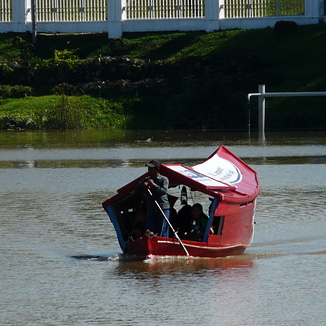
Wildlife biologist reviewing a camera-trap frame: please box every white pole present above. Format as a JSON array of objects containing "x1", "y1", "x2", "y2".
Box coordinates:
[
  {"x1": 258, "y1": 84, "x2": 266, "y2": 143},
  {"x1": 247, "y1": 85, "x2": 326, "y2": 142}
]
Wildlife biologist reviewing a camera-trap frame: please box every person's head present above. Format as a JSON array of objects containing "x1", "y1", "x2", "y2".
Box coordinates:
[
  {"x1": 180, "y1": 185, "x2": 188, "y2": 205},
  {"x1": 191, "y1": 203, "x2": 203, "y2": 220},
  {"x1": 146, "y1": 159, "x2": 160, "y2": 178}
]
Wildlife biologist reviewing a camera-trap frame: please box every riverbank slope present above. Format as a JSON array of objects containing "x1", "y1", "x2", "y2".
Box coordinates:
[{"x1": 1, "y1": 23, "x2": 326, "y2": 130}]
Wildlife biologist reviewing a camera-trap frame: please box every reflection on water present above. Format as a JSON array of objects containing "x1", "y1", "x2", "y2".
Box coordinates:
[
  {"x1": 1, "y1": 155, "x2": 326, "y2": 169},
  {"x1": 1, "y1": 146, "x2": 326, "y2": 170},
  {"x1": 1, "y1": 130, "x2": 326, "y2": 170},
  {"x1": 1, "y1": 129, "x2": 326, "y2": 149},
  {"x1": 115, "y1": 256, "x2": 255, "y2": 276},
  {"x1": 71, "y1": 254, "x2": 255, "y2": 275}
]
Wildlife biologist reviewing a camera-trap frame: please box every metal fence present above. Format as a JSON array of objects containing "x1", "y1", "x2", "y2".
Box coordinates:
[
  {"x1": 0, "y1": 0, "x2": 11, "y2": 22},
  {"x1": 125, "y1": 0, "x2": 205, "y2": 19},
  {"x1": 35, "y1": 0, "x2": 107, "y2": 22},
  {"x1": 224, "y1": 0, "x2": 305, "y2": 18}
]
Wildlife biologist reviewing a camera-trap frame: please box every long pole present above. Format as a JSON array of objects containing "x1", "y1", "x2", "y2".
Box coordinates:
[
  {"x1": 147, "y1": 189, "x2": 190, "y2": 257},
  {"x1": 258, "y1": 84, "x2": 266, "y2": 143}
]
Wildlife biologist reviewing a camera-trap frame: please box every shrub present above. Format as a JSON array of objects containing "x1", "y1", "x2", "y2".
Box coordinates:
[
  {"x1": 0, "y1": 85, "x2": 33, "y2": 99},
  {"x1": 274, "y1": 21, "x2": 298, "y2": 36},
  {"x1": 51, "y1": 83, "x2": 82, "y2": 96}
]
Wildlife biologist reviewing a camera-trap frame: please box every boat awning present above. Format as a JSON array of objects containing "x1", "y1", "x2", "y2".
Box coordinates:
[
  {"x1": 160, "y1": 164, "x2": 236, "y2": 197},
  {"x1": 102, "y1": 145, "x2": 260, "y2": 208},
  {"x1": 161, "y1": 145, "x2": 260, "y2": 203}
]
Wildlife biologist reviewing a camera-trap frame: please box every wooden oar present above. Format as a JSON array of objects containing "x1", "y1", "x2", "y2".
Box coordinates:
[{"x1": 147, "y1": 188, "x2": 190, "y2": 257}]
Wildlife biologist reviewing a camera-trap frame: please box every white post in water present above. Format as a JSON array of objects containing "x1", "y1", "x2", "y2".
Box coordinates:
[
  {"x1": 247, "y1": 85, "x2": 326, "y2": 143},
  {"x1": 258, "y1": 84, "x2": 266, "y2": 142}
]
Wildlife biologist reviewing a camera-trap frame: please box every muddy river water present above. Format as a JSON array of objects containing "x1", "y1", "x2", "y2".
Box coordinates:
[{"x1": 1, "y1": 130, "x2": 325, "y2": 325}]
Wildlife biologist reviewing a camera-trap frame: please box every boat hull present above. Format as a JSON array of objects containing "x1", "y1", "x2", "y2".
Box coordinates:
[{"x1": 124, "y1": 235, "x2": 247, "y2": 258}]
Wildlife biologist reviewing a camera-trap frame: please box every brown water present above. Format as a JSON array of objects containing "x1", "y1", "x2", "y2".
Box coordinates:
[{"x1": 1, "y1": 130, "x2": 325, "y2": 325}]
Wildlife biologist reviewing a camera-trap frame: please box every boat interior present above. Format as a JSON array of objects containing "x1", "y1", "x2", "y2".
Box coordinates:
[{"x1": 108, "y1": 185, "x2": 225, "y2": 244}]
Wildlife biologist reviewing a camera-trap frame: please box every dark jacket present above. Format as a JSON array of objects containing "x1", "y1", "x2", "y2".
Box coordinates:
[{"x1": 135, "y1": 174, "x2": 170, "y2": 212}]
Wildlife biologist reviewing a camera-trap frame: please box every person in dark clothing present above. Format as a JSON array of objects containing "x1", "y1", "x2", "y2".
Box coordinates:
[
  {"x1": 134, "y1": 160, "x2": 170, "y2": 237},
  {"x1": 177, "y1": 203, "x2": 193, "y2": 238},
  {"x1": 174, "y1": 186, "x2": 193, "y2": 238},
  {"x1": 186, "y1": 203, "x2": 210, "y2": 241}
]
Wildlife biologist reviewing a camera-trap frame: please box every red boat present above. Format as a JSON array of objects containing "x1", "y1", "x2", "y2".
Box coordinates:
[{"x1": 102, "y1": 145, "x2": 260, "y2": 258}]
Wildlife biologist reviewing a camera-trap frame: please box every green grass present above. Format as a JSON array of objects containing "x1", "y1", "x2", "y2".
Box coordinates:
[{"x1": 0, "y1": 95, "x2": 133, "y2": 130}]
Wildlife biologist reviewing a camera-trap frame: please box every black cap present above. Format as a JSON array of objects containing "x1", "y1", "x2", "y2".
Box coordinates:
[{"x1": 146, "y1": 159, "x2": 160, "y2": 169}]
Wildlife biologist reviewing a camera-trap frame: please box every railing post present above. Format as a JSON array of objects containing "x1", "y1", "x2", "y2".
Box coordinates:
[
  {"x1": 108, "y1": 0, "x2": 123, "y2": 38},
  {"x1": 305, "y1": 0, "x2": 320, "y2": 17},
  {"x1": 11, "y1": 0, "x2": 28, "y2": 32},
  {"x1": 248, "y1": 84, "x2": 326, "y2": 142},
  {"x1": 205, "y1": 0, "x2": 220, "y2": 31},
  {"x1": 121, "y1": 0, "x2": 127, "y2": 20},
  {"x1": 219, "y1": 0, "x2": 225, "y2": 19},
  {"x1": 258, "y1": 84, "x2": 266, "y2": 143}
]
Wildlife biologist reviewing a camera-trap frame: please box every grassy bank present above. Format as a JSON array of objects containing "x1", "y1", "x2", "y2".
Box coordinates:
[
  {"x1": 0, "y1": 95, "x2": 132, "y2": 129},
  {"x1": 1, "y1": 23, "x2": 326, "y2": 130}
]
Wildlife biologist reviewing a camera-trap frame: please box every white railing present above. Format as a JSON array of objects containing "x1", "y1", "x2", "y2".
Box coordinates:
[
  {"x1": 35, "y1": 0, "x2": 107, "y2": 22},
  {"x1": 248, "y1": 84, "x2": 326, "y2": 142},
  {"x1": 0, "y1": 0, "x2": 322, "y2": 38},
  {"x1": 0, "y1": 0, "x2": 11, "y2": 22},
  {"x1": 224, "y1": 0, "x2": 305, "y2": 18},
  {"x1": 0, "y1": 0, "x2": 311, "y2": 22},
  {"x1": 125, "y1": 0, "x2": 205, "y2": 19}
]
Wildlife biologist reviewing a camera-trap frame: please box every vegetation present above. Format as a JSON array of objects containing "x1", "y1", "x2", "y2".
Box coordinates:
[
  {"x1": 0, "y1": 95, "x2": 131, "y2": 129},
  {"x1": 1, "y1": 22, "x2": 326, "y2": 130}
]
